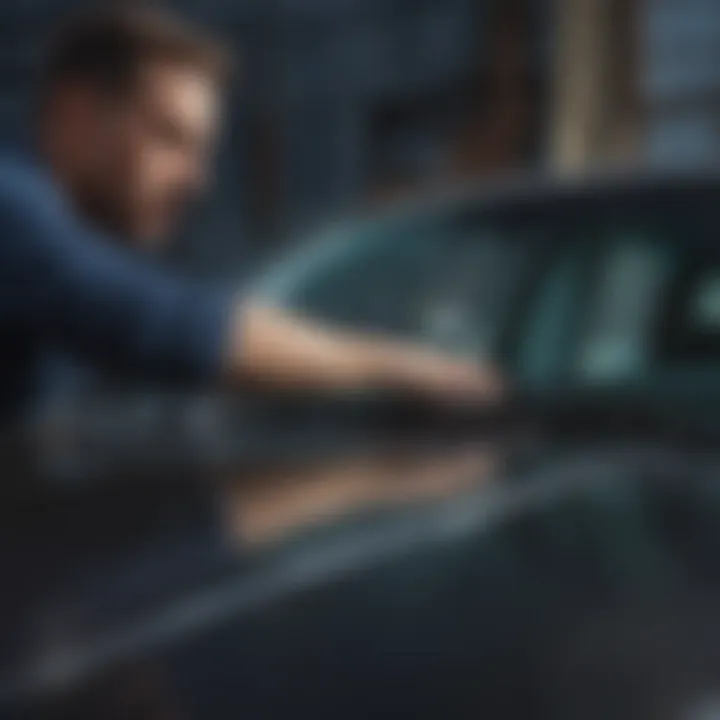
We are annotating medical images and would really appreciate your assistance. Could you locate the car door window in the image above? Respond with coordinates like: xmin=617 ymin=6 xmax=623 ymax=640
xmin=515 ymin=242 xmax=589 ymax=385
xmin=518 ymin=207 xmax=720 ymax=393
xmin=575 ymin=231 xmax=720 ymax=391
xmin=576 ymin=239 xmax=671 ymax=382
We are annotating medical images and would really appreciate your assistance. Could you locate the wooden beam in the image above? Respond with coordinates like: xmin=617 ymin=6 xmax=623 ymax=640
xmin=550 ymin=0 xmax=641 ymax=171
xmin=550 ymin=0 xmax=612 ymax=171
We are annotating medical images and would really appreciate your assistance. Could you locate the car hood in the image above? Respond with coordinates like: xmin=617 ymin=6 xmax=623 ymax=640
xmin=3 ymin=437 xmax=720 ymax=716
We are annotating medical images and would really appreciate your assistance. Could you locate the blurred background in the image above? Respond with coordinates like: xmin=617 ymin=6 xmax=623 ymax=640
xmin=0 ymin=0 xmax=659 ymax=276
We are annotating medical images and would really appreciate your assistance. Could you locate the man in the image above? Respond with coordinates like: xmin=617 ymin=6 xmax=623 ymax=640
xmin=0 ymin=5 xmax=501 ymax=424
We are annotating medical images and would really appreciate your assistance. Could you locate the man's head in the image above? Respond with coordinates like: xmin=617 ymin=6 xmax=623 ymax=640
xmin=40 ymin=5 xmax=230 ymax=248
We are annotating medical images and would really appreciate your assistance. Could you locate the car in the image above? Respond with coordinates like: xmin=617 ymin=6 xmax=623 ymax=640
xmin=5 ymin=168 xmax=720 ymax=719
xmin=255 ymin=167 xmax=720 ymax=402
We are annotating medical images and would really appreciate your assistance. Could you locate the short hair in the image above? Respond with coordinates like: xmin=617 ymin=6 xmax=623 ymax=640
xmin=43 ymin=4 xmax=232 ymax=99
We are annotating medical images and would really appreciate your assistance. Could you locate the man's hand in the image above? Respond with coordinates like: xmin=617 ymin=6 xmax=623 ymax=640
xmin=366 ymin=341 xmax=504 ymax=404
xmin=227 ymin=303 xmax=504 ymax=403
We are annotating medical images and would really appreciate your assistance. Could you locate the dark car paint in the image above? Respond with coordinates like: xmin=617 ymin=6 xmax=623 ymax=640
xmin=7 ymin=440 xmax=720 ymax=719
xmin=5 ymin=170 xmax=720 ymax=717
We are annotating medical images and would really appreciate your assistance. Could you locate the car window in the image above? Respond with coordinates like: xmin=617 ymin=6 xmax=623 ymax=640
xmin=257 ymin=211 xmax=547 ymax=359
xmin=515 ymin=242 xmax=588 ymax=384
xmin=519 ymin=211 xmax=720 ymax=392
xmin=576 ymin=239 xmax=671 ymax=381
xmin=654 ymin=254 xmax=720 ymax=367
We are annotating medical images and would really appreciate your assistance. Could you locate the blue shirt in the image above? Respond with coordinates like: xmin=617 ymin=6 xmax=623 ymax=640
xmin=0 ymin=156 xmax=232 ymax=424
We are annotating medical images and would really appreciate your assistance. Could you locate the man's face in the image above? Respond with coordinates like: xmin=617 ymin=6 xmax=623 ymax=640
xmin=74 ymin=62 xmax=222 ymax=247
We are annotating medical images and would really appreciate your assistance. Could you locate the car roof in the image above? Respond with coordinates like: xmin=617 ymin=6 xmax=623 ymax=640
xmin=352 ymin=165 xmax=720 ymax=228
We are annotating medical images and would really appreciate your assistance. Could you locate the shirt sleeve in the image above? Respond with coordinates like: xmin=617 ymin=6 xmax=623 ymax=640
xmin=0 ymin=178 xmax=234 ymax=385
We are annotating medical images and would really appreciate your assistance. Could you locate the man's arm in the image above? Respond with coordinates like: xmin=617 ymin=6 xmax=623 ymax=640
xmin=228 ymin=303 xmax=504 ymax=401
xmin=0 ymin=178 xmax=502 ymax=401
